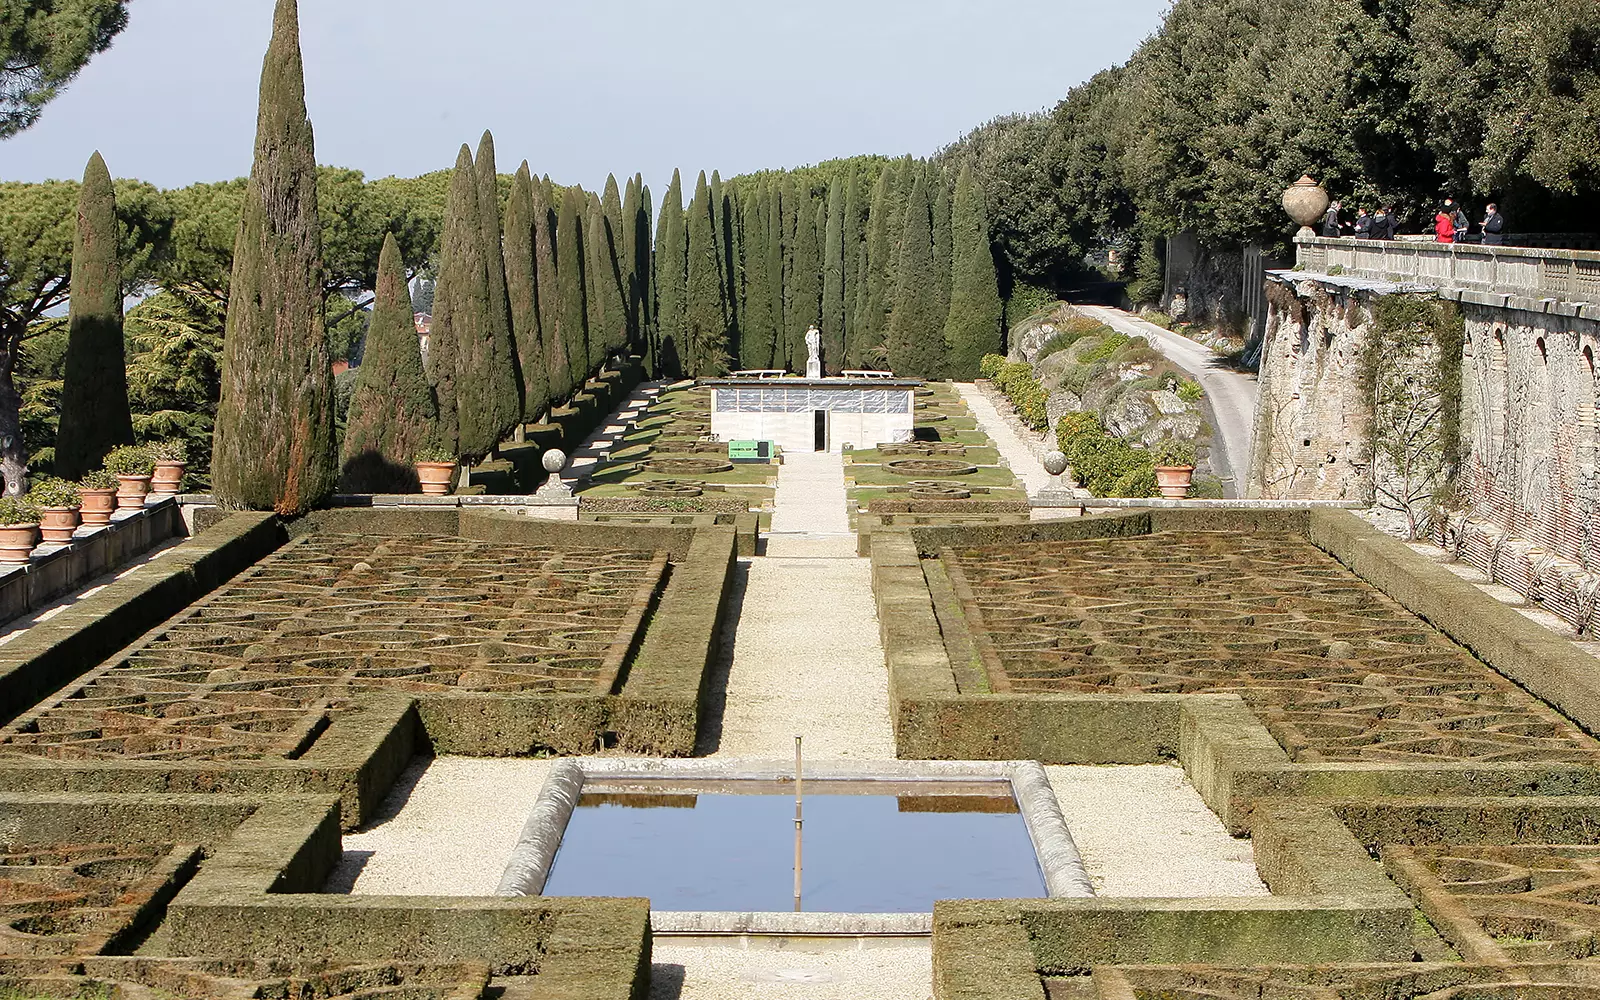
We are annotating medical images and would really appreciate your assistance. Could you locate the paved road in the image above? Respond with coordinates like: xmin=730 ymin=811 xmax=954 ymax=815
xmin=1075 ymin=305 xmax=1260 ymax=496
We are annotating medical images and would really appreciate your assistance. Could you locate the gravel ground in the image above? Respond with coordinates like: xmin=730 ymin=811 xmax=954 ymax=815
xmin=1046 ymin=763 xmax=1267 ymax=897
xmin=954 ymin=383 xmax=1053 ymax=496
xmin=769 ymin=451 xmax=852 ymax=536
xmin=329 ymin=756 xmax=553 ymax=895
xmin=650 ymin=943 xmax=931 ymax=1000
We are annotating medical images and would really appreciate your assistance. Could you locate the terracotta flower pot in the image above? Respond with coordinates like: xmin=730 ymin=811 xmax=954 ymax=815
xmin=0 ymin=523 xmax=39 ymax=564
xmin=415 ymin=461 xmax=456 ymax=497
xmin=80 ymin=488 xmax=117 ymax=526
xmin=115 ymin=475 xmax=152 ymax=510
xmin=1154 ymin=465 xmax=1195 ymax=500
xmin=38 ymin=507 xmax=80 ymax=543
xmin=151 ymin=461 xmax=187 ymax=495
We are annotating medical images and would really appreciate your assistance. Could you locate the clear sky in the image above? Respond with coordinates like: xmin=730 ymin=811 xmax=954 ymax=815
xmin=3 ymin=0 xmax=1167 ymax=193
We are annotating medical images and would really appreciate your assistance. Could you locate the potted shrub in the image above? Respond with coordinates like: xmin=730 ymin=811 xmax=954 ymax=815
xmin=79 ymin=470 xmax=118 ymax=526
xmin=0 ymin=497 xmax=41 ymax=564
xmin=414 ymin=447 xmax=457 ymax=497
xmin=27 ymin=478 xmax=82 ymax=543
xmin=1151 ymin=439 xmax=1197 ymax=499
xmin=150 ymin=440 xmax=189 ymax=495
xmin=103 ymin=444 xmax=156 ymax=510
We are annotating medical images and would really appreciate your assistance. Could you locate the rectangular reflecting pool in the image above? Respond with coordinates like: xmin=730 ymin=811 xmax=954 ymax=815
xmin=539 ymin=779 xmax=1046 ymax=913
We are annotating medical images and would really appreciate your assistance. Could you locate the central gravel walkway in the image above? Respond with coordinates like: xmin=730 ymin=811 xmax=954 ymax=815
xmin=715 ymin=451 xmax=894 ymax=758
xmin=955 ymin=383 xmax=1054 ymax=496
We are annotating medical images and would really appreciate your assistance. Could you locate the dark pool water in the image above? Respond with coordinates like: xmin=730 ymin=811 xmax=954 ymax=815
xmin=540 ymin=790 xmax=1045 ymax=912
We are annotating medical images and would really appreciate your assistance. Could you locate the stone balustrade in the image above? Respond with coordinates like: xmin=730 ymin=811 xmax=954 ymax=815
xmin=1294 ymin=236 xmax=1600 ymax=319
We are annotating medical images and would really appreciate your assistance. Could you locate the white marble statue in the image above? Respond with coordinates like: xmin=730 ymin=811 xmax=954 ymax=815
xmin=805 ymin=326 xmax=822 ymax=378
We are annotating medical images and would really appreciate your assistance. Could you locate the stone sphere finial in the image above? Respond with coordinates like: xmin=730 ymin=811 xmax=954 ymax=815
xmin=1282 ymin=174 xmax=1330 ymax=236
xmin=542 ymin=449 xmax=568 ymax=474
xmin=1044 ymin=451 xmax=1069 ymax=477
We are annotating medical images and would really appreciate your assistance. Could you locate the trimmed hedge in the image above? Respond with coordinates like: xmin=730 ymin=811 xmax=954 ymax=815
xmin=1056 ymin=411 xmax=1157 ymax=498
xmin=982 ymin=354 xmax=1049 ymax=431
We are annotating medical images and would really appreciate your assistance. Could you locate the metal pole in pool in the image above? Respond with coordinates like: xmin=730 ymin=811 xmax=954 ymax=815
xmin=794 ymin=735 xmax=803 ymax=912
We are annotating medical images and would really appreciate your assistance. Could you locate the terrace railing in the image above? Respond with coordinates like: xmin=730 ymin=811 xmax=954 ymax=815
xmin=1294 ymin=236 xmax=1600 ymax=312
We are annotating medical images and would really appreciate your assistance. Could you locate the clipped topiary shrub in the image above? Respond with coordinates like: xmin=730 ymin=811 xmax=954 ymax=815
xmin=978 ymin=353 xmax=1006 ymax=379
xmin=1055 ymin=411 xmax=1157 ymax=498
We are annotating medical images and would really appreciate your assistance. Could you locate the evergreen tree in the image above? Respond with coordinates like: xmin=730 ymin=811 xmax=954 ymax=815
xmin=602 ymin=174 xmax=624 ymax=254
xmin=786 ymin=182 xmax=821 ymax=373
xmin=532 ymin=173 xmax=569 ymax=404
xmin=621 ymin=175 xmax=642 ymax=352
xmin=340 ymin=234 xmax=438 ymax=491
xmin=684 ymin=171 xmax=728 ymax=376
xmin=654 ymin=170 xmax=687 ymax=377
xmin=55 ymin=150 xmax=134 ymax=480
xmin=887 ymin=170 xmax=943 ymax=378
xmin=505 ymin=164 xmax=547 ymax=421
xmin=842 ymin=164 xmax=866 ymax=366
xmin=764 ymin=178 xmax=785 ymax=369
xmin=738 ymin=187 xmax=776 ymax=369
xmin=856 ymin=167 xmax=896 ymax=367
xmin=849 ymin=240 xmax=870 ymax=367
xmin=556 ymin=186 xmax=589 ymax=389
xmin=931 ymin=163 xmax=953 ymax=331
xmin=474 ymin=130 xmax=519 ymax=414
xmin=586 ymin=192 xmax=627 ymax=368
xmin=211 ymin=0 xmax=335 ymax=514
xmin=820 ymin=180 xmax=846 ymax=374
xmin=944 ymin=164 xmax=1004 ymax=380
xmin=710 ymin=170 xmax=736 ymax=343
xmin=638 ymin=182 xmax=656 ymax=371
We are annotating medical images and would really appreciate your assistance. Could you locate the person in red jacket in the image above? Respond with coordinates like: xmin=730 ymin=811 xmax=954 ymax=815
xmin=1434 ymin=209 xmax=1456 ymax=243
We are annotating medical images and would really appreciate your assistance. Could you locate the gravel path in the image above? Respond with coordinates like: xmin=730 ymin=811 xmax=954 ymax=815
xmin=330 ymin=756 xmax=552 ymax=895
xmin=556 ymin=379 xmax=671 ymax=488
xmin=1046 ymin=764 xmax=1266 ymax=897
xmin=955 ymin=383 xmax=1053 ymax=496
xmin=1074 ymin=305 xmax=1260 ymax=493
xmin=650 ymin=943 xmax=931 ymax=1000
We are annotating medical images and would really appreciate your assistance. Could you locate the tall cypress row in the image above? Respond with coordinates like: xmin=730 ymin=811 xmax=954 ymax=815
xmin=820 ymin=180 xmax=846 ymax=374
xmin=931 ymin=164 xmax=953 ymax=332
xmin=841 ymin=163 xmax=866 ymax=367
xmin=887 ymin=170 xmax=943 ymax=379
xmin=654 ymin=170 xmax=687 ymax=378
xmin=786 ymin=185 xmax=821 ymax=373
xmin=738 ymin=188 xmax=775 ymax=369
xmin=505 ymin=164 xmax=547 ymax=421
xmin=849 ymin=241 xmax=870 ymax=368
xmin=474 ymin=131 xmax=519 ymax=415
xmin=426 ymin=147 xmax=476 ymax=455
xmin=211 ymin=0 xmax=335 ymax=514
xmin=556 ymin=186 xmax=590 ymax=390
xmin=55 ymin=150 xmax=134 ymax=480
xmin=684 ymin=171 xmax=728 ymax=377
xmin=764 ymin=179 xmax=785 ymax=369
xmin=532 ymin=173 xmax=569 ymax=405
xmin=586 ymin=193 xmax=627 ymax=368
xmin=340 ymin=233 xmax=438 ymax=491
xmin=944 ymin=163 xmax=1004 ymax=381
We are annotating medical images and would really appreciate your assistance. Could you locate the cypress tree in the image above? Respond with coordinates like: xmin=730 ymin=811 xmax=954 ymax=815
xmin=887 ymin=170 xmax=943 ymax=379
xmin=820 ymin=181 xmax=846 ymax=374
xmin=684 ymin=171 xmax=728 ymax=377
xmin=211 ymin=0 xmax=335 ymax=515
xmin=586 ymin=192 xmax=627 ymax=368
xmin=55 ymin=150 xmax=134 ymax=480
xmin=931 ymin=164 xmax=953 ymax=332
xmin=474 ymin=130 xmax=519 ymax=415
xmin=340 ymin=234 xmax=438 ymax=491
xmin=505 ymin=164 xmax=547 ymax=422
xmin=849 ymin=240 xmax=870 ymax=368
xmin=856 ymin=168 xmax=896 ymax=368
xmin=944 ymin=163 xmax=1004 ymax=381
xmin=738 ymin=187 xmax=776 ymax=369
xmin=638 ymin=182 xmax=655 ymax=372
xmin=621 ymin=175 xmax=642 ymax=352
xmin=532 ymin=173 xmax=569 ymax=405
xmin=556 ymin=186 xmax=590 ymax=389
xmin=787 ymin=182 xmax=821 ymax=373
xmin=841 ymin=164 xmax=866 ymax=366
xmin=710 ymin=170 xmax=736 ymax=339
xmin=764 ymin=179 xmax=785 ymax=369
xmin=654 ymin=170 xmax=687 ymax=377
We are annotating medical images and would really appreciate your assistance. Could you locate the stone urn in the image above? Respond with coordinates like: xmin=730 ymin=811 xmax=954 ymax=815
xmin=38 ymin=507 xmax=81 ymax=543
xmin=80 ymin=488 xmax=117 ymax=526
xmin=150 ymin=461 xmax=187 ymax=496
xmin=0 ymin=523 xmax=38 ymax=564
xmin=415 ymin=461 xmax=456 ymax=497
xmin=1153 ymin=465 xmax=1195 ymax=500
xmin=1282 ymin=175 xmax=1330 ymax=237
xmin=115 ymin=474 xmax=152 ymax=510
